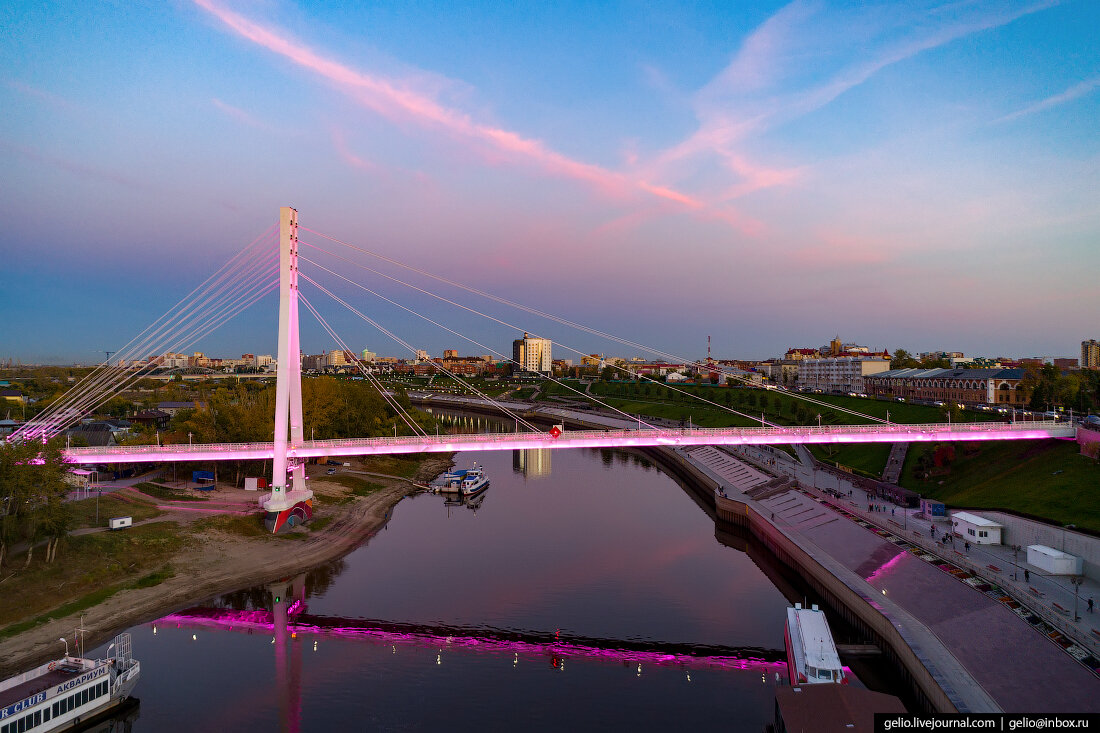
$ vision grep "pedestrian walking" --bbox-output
[1088,597,1094,614]
[1024,569,1029,583]
[891,508,895,517]
[964,541,970,553]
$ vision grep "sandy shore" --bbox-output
[0,455,453,677]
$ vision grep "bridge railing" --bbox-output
[62,420,1068,458]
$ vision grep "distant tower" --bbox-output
[831,335,842,356]
[707,335,712,364]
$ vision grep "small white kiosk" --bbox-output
[1026,545,1083,575]
[950,511,1003,545]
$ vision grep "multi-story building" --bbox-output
[442,349,458,359]
[512,333,551,374]
[361,349,376,362]
[1082,340,1099,369]
[865,367,1030,405]
[253,354,275,369]
[325,350,348,368]
[797,357,890,394]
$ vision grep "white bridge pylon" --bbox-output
[262,206,312,518]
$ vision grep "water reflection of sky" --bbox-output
[109,447,792,730]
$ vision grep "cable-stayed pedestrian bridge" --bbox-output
[15,207,1083,531]
[63,420,1073,465]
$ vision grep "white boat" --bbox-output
[432,464,490,496]
[0,632,140,733]
[783,604,846,686]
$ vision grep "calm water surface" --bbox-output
[97,445,798,731]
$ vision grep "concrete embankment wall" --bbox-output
[715,493,964,713]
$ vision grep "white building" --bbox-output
[1027,545,1083,575]
[797,357,890,394]
[951,511,1003,545]
[512,333,552,374]
[254,354,275,369]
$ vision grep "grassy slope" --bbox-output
[899,439,1100,533]
[0,521,185,633]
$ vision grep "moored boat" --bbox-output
[432,464,490,496]
[0,632,140,733]
[783,603,846,686]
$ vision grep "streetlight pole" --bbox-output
[1011,544,1021,580]
[1072,577,1083,622]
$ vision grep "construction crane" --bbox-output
[97,350,115,365]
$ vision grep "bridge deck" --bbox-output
[63,421,1074,464]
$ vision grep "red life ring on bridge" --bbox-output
[48,661,57,671]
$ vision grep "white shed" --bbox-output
[950,511,1003,545]
[1026,545,1083,575]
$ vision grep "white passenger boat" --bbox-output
[0,633,140,733]
[783,604,846,686]
[433,464,490,496]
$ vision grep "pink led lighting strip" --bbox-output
[158,609,787,673]
[62,421,1075,464]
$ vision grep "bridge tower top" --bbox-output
[263,207,312,527]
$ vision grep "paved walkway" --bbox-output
[882,442,907,483]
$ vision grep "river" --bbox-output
[90,434,824,731]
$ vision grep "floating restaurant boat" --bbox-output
[783,604,846,686]
[432,464,490,496]
[0,632,140,733]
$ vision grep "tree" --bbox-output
[891,349,920,369]
[0,438,71,569]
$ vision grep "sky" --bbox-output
[1,0,1098,365]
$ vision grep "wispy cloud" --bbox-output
[192,0,733,224]
[0,139,141,189]
[211,97,272,131]
[996,75,1100,122]
[654,1,1056,174]
[4,79,78,111]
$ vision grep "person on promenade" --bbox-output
[964,541,970,553]
[1024,569,1030,583]
[1089,597,1094,614]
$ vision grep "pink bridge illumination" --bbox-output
[63,421,1074,465]
[158,608,786,673]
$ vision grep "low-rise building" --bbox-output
[950,511,1003,545]
[864,367,1029,405]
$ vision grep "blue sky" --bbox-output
[1,0,1098,364]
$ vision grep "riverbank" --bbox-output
[0,454,453,677]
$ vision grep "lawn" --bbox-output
[68,493,163,530]
[0,521,185,633]
[810,443,893,478]
[899,439,1100,533]
[134,482,209,502]
[356,455,425,478]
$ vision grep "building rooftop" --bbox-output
[870,367,1026,380]
[774,684,906,733]
[952,511,1002,528]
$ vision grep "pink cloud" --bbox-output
[791,231,891,267]
[210,97,271,130]
[193,0,762,230]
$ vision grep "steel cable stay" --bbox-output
[299,227,890,426]
[298,292,427,438]
[297,271,542,434]
[297,242,775,429]
[27,273,280,441]
[294,253,668,431]
[15,234,280,440]
[18,228,278,437]
[24,255,280,439]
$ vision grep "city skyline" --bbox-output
[2,1,1099,362]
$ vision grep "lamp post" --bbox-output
[1011,544,1021,580]
[1072,577,1083,622]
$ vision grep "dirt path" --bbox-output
[0,455,453,676]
